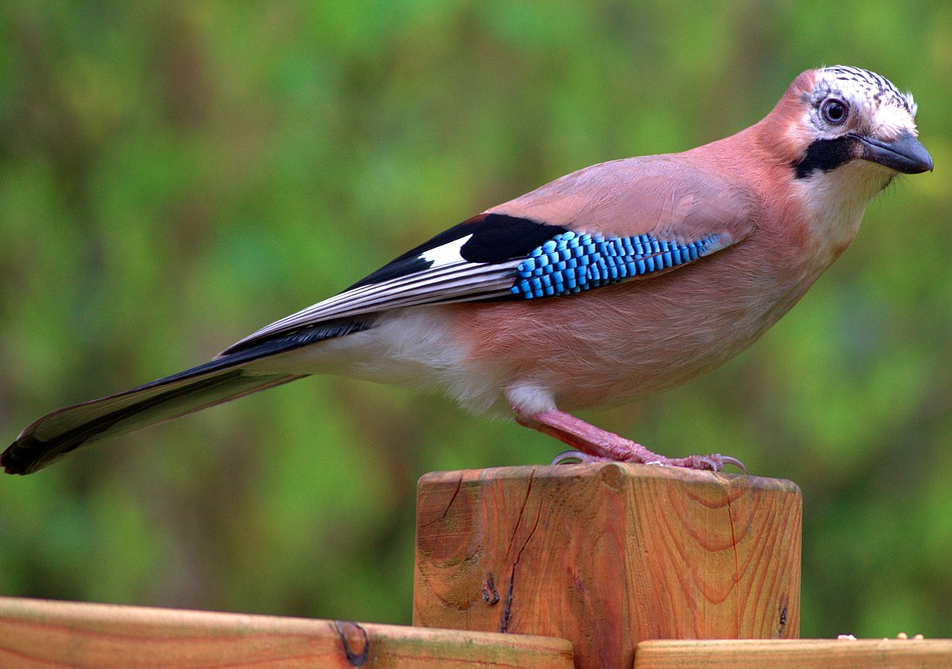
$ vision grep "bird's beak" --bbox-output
[856,131,934,174]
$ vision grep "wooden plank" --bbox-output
[414,463,801,669]
[0,596,574,669]
[634,638,952,668]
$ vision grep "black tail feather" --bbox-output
[0,318,380,475]
[1,355,305,475]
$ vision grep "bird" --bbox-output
[1,65,933,476]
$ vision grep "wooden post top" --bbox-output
[417,459,800,491]
[414,462,802,669]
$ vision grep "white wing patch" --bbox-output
[421,233,473,266]
[220,242,520,356]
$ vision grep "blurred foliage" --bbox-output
[0,0,950,638]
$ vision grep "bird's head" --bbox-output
[771,65,933,184]
[753,66,933,260]
[792,65,932,180]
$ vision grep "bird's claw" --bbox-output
[719,455,748,474]
[697,454,748,473]
[551,450,593,465]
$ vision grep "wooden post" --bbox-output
[414,463,801,669]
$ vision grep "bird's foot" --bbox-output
[660,453,748,473]
[518,408,746,473]
[550,448,746,473]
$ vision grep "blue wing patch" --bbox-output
[510,231,727,299]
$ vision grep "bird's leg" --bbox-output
[514,408,746,473]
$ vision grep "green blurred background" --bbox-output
[1,0,950,638]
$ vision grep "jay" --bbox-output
[1,65,933,475]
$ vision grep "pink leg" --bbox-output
[514,408,746,473]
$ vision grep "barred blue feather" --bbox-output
[510,231,726,299]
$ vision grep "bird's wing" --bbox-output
[222,155,757,356]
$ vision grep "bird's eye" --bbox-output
[821,98,849,125]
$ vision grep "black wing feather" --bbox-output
[349,213,567,289]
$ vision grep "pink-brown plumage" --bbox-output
[2,66,933,475]
[451,73,832,415]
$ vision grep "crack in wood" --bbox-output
[505,467,537,559]
[498,476,543,634]
[724,482,742,631]
[421,475,464,528]
[482,573,500,606]
[777,597,789,637]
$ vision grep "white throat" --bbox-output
[795,161,895,263]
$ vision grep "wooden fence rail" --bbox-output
[0,596,573,669]
[635,638,952,668]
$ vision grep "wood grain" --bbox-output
[0,596,574,669]
[414,463,801,669]
[634,639,952,668]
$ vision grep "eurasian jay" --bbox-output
[1,65,933,476]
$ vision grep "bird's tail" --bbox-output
[1,355,306,475]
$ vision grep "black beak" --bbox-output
[856,131,934,174]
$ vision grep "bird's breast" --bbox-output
[449,237,822,413]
